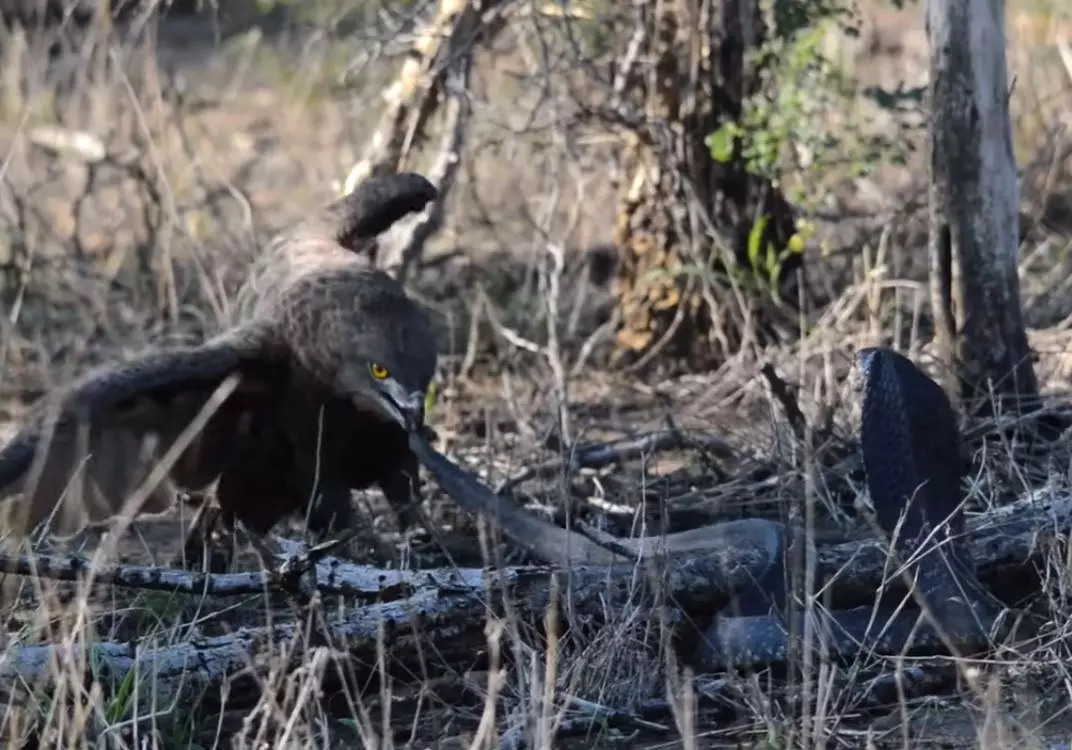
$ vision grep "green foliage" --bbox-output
[862,81,927,113]
[640,220,811,302]
[745,212,810,295]
[424,379,438,421]
[706,0,926,262]
[710,13,919,188]
[97,652,138,724]
[705,124,739,165]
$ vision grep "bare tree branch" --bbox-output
[342,0,512,277]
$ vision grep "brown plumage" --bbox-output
[0,172,439,558]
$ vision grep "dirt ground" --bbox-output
[0,1,1072,748]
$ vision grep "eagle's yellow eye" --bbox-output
[369,363,390,380]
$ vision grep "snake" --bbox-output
[695,346,1004,668]
[409,345,1006,669]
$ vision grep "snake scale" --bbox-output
[696,346,1003,668]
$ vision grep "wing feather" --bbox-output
[0,325,274,537]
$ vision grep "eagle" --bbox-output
[0,171,440,571]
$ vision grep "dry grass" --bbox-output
[0,0,1071,747]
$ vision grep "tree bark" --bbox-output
[609,0,801,372]
[926,0,1040,415]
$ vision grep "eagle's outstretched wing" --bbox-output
[0,325,277,538]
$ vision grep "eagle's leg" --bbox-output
[301,482,383,561]
[240,524,283,573]
[172,492,236,574]
[378,455,429,542]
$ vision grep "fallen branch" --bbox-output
[11,478,1055,616]
[494,429,736,495]
[0,538,780,700]
[2,480,1065,702]
[0,550,268,597]
[299,481,1072,610]
[4,434,1064,702]
[0,587,489,707]
[414,430,1072,609]
[817,485,1072,606]
[0,541,470,601]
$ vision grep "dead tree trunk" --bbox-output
[342,0,508,284]
[608,0,802,372]
[926,0,1040,417]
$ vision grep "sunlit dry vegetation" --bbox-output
[0,0,1071,747]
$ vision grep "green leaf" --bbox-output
[705,124,738,164]
[106,666,137,724]
[424,380,438,420]
[747,214,770,271]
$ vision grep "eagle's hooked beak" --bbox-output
[368,377,425,432]
[397,390,426,433]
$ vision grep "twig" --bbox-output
[458,293,486,381]
[479,285,543,354]
[1056,31,1072,88]
[0,550,269,597]
[341,0,510,277]
[562,695,671,734]
[609,0,650,116]
[27,126,107,164]
[569,317,616,378]
[495,429,735,494]
[760,363,807,438]
[0,533,443,600]
[392,13,476,283]
[544,241,571,447]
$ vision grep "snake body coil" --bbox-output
[697,347,1002,668]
